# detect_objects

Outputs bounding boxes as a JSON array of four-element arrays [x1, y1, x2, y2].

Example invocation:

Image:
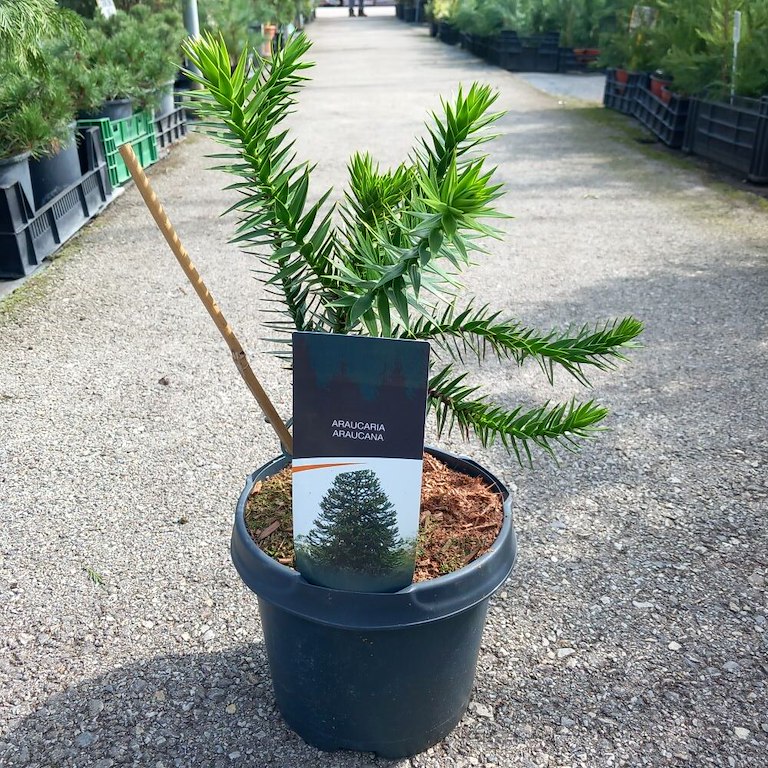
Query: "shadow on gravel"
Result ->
[[480, 258, 767, 764], [0, 645, 398, 768]]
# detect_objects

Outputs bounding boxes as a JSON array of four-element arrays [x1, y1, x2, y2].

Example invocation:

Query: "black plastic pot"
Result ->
[[1, 128, 111, 279], [155, 81, 176, 118], [0, 151, 34, 211], [80, 98, 133, 123], [28, 126, 82, 209], [438, 21, 460, 46], [231, 446, 516, 758]]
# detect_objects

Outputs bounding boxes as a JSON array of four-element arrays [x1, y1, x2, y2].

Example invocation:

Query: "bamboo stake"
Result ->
[[118, 143, 294, 455]]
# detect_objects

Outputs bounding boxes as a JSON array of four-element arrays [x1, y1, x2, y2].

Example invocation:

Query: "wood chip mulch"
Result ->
[[243, 452, 503, 583]]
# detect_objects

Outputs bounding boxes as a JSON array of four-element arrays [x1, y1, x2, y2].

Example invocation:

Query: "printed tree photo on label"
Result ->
[[295, 469, 418, 591]]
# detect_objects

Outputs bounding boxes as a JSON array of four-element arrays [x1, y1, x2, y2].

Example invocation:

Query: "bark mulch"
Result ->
[[244, 452, 504, 583]]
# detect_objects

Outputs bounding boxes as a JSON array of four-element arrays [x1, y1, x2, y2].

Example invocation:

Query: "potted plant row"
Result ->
[[429, 0, 601, 74], [0, 1, 112, 279], [0, 1, 85, 211], [599, 0, 768, 181], [180, 31, 643, 758], [70, 6, 188, 166], [0, 0, 189, 279]]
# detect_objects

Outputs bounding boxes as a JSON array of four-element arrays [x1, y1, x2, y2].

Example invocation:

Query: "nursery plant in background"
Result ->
[[173, 31, 643, 759], [598, 2, 662, 73], [0, 1, 82, 155], [0, 73, 76, 162], [0, 70, 81, 207], [0, 0, 83, 70], [88, 5, 186, 111], [47, 33, 137, 118], [656, 0, 768, 98], [0, 71, 78, 207], [0, 0, 82, 209], [198, 0, 275, 68]]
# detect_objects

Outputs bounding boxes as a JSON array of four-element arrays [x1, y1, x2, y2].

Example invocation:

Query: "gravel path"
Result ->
[[2, 9, 767, 768]]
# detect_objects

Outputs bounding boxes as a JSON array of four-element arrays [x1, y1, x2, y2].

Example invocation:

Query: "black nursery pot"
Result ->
[[28, 126, 82, 208], [231, 446, 517, 759]]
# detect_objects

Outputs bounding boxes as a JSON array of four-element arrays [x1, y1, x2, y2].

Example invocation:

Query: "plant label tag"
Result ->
[[292, 332, 430, 592]]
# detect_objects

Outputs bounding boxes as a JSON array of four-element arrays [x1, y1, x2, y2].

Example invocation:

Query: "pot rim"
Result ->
[[231, 445, 517, 630], [0, 151, 32, 167]]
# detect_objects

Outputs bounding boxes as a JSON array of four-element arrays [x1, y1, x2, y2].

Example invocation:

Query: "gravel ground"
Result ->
[[2, 9, 767, 768]]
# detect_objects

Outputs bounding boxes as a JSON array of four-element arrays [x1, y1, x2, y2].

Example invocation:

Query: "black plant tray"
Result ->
[[683, 95, 768, 183], [437, 21, 460, 46], [154, 107, 189, 153], [558, 47, 601, 73], [0, 128, 112, 279], [633, 80, 690, 148], [603, 68, 645, 115], [489, 30, 560, 72]]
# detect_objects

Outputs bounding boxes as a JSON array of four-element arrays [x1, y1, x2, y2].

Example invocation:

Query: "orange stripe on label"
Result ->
[[291, 462, 361, 473]]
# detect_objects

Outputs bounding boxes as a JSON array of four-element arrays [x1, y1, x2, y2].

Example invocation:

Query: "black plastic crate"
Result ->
[[603, 68, 645, 115], [535, 51, 559, 73], [154, 107, 188, 152], [487, 30, 520, 67], [633, 79, 690, 148], [491, 31, 560, 72], [438, 21, 460, 46], [0, 128, 112, 279], [683, 95, 768, 183], [559, 47, 601, 73]]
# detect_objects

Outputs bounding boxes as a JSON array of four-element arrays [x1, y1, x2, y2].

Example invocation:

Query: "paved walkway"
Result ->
[[1, 9, 767, 768]]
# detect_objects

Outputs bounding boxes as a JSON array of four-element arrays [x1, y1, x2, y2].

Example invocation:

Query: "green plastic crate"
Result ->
[[78, 111, 153, 146], [77, 111, 158, 188], [103, 131, 159, 188]]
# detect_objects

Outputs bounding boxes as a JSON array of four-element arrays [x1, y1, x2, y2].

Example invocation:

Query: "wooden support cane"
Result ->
[[118, 143, 294, 455]]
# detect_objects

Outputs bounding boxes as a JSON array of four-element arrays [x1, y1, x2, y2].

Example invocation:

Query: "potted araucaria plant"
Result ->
[[181, 32, 643, 759]]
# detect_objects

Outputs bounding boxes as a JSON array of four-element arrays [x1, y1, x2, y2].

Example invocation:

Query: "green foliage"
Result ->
[[45, 31, 133, 112], [598, 2, 664, 71], [656, 0, 768, 97], [199, 0, 311, 68], [199, 0, 274, 66], [453, 0, 514, 37], [597, 0, 768, 96], [114, 0, 181, 9], [96, 6, 186, 107], [0, 69, 75, 159], [426, 0, 460, 21], [47, 6, 186, 112], [0, 0, 84, 70], [183, 33, 643, 464], [529, 0, 618, 47], [446, 0, 617, 45], [57, 0, 98, 18], [0, 1, 79, 159], [268, 0, 303, 25]]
